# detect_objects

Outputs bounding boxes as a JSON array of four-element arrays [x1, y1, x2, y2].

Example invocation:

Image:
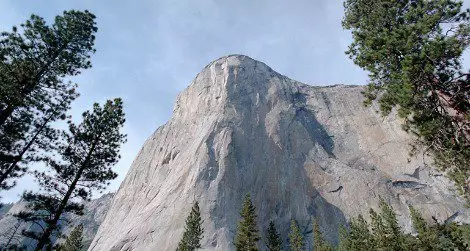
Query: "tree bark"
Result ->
[[34, 135, 99, 251]]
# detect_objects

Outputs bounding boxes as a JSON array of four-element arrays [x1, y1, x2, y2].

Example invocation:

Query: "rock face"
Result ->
[[90, 55, 470, 251], [0, 193, 114, 249]]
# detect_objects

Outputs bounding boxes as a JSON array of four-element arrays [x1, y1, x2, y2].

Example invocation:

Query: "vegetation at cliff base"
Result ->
[[234, 194, 261, 251], [288, 220, 305, 251], [177, 201, 204, 251], [232, 196, 470, 251], [313, 218, 332, 251], [57, 224, 84, 251], [265, 220, 282, 251]]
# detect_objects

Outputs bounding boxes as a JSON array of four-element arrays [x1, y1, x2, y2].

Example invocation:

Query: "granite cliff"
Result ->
[[90, 55, 470, 250]]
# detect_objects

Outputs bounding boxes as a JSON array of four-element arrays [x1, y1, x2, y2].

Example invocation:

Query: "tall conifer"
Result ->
[[15, 99, 126, 250], [346, 215, 374, 251], [374, 199, 405, 250], [0, 10, 98, 190], [313, 218, 332, 251], [234, 194, 260, 251], [265, 220, 282, 251], [58, 224, 84, 251], [288, 220, 304, 251], [177, 202, 204, 251]]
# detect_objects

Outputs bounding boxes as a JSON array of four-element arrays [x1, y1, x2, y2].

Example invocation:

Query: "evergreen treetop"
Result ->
[[346, 214, 375, 251], [177, 201, 204, 251], [58, 224, 84, 251], [369, 199, 406, 250], [265, 220, 282, 251], [313, 218, 332, 251], [234, 194, 260, 251], [288, 220, 304, 251]]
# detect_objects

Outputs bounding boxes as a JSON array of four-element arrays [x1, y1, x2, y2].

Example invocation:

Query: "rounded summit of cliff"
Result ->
[[199, 54, 278, 78], [205, 54, 267, 67], [173, 54, 294, 119]]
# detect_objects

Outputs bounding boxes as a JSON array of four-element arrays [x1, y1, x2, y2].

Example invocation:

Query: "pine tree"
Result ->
[[379, 199, 405, 250], [409, 205, 438, 249], [346, 215, 375, 251], [369, 208, 385, 248], [337, 225, 349, 251], [0, 10, 97, 190], [234, 194, 260, 251], [265, 220, 282, 251], [369, 199, 404, 251], [342, 202, 470, 250], [15, 99, 126, 250], [288, 220, 304, 251], [177, 201, 204, 251], [343, 0, 470, 199], [58, 224, 84, 251], [312, 218, 332, 251]]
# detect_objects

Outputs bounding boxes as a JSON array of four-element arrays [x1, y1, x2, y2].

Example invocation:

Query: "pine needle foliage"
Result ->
[[58, 224, 84, 251], [409, 205, 470, 249], [0, 10, 97, 190], [234, 194, 260, 251], [341, 201, 470, 250], [15, 99, 126, 251], [288, 220, 304, 251], [343, 0, 470, 199], [369, 199, 406, 250], [313, 218, 332, 251], [177, 201, 204, 251], [265, 220, 282, 251], [345, 214, 375, 251]]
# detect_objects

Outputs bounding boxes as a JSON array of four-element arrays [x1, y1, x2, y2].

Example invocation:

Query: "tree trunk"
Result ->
[[0, 105, 14, 127], [34, 171, 82, 250], [0, 108, 57, 189], [34, 139, 98, 251]]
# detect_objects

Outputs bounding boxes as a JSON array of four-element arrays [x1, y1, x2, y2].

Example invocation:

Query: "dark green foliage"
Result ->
[[369, 199, 406, 250], [409, 205, 440, 249], [265, 221, 282, 251], [344, 215, 375, 251], [313, 218, 332, 251], [15, 99, 126, 250], [343, 0, 470, 198], [58, 224, 84, 251], [409, 206, 470, 250], [177, 202, 204, 251], [0, 10, 97, 190], [341, 201, 470, 250], [337, 225, 349, 251], [234, 194, 260, 251], [288, 220, 304, 251]]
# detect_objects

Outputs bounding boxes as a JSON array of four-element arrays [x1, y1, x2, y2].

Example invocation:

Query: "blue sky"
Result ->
[[1, 0, 469, 202]]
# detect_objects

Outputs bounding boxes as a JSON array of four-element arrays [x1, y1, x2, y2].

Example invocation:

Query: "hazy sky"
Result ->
[[1, 0, 469, 202]]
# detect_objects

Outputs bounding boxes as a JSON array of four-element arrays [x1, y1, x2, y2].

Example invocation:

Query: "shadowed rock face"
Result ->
[[90, 55, 470, 251]]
